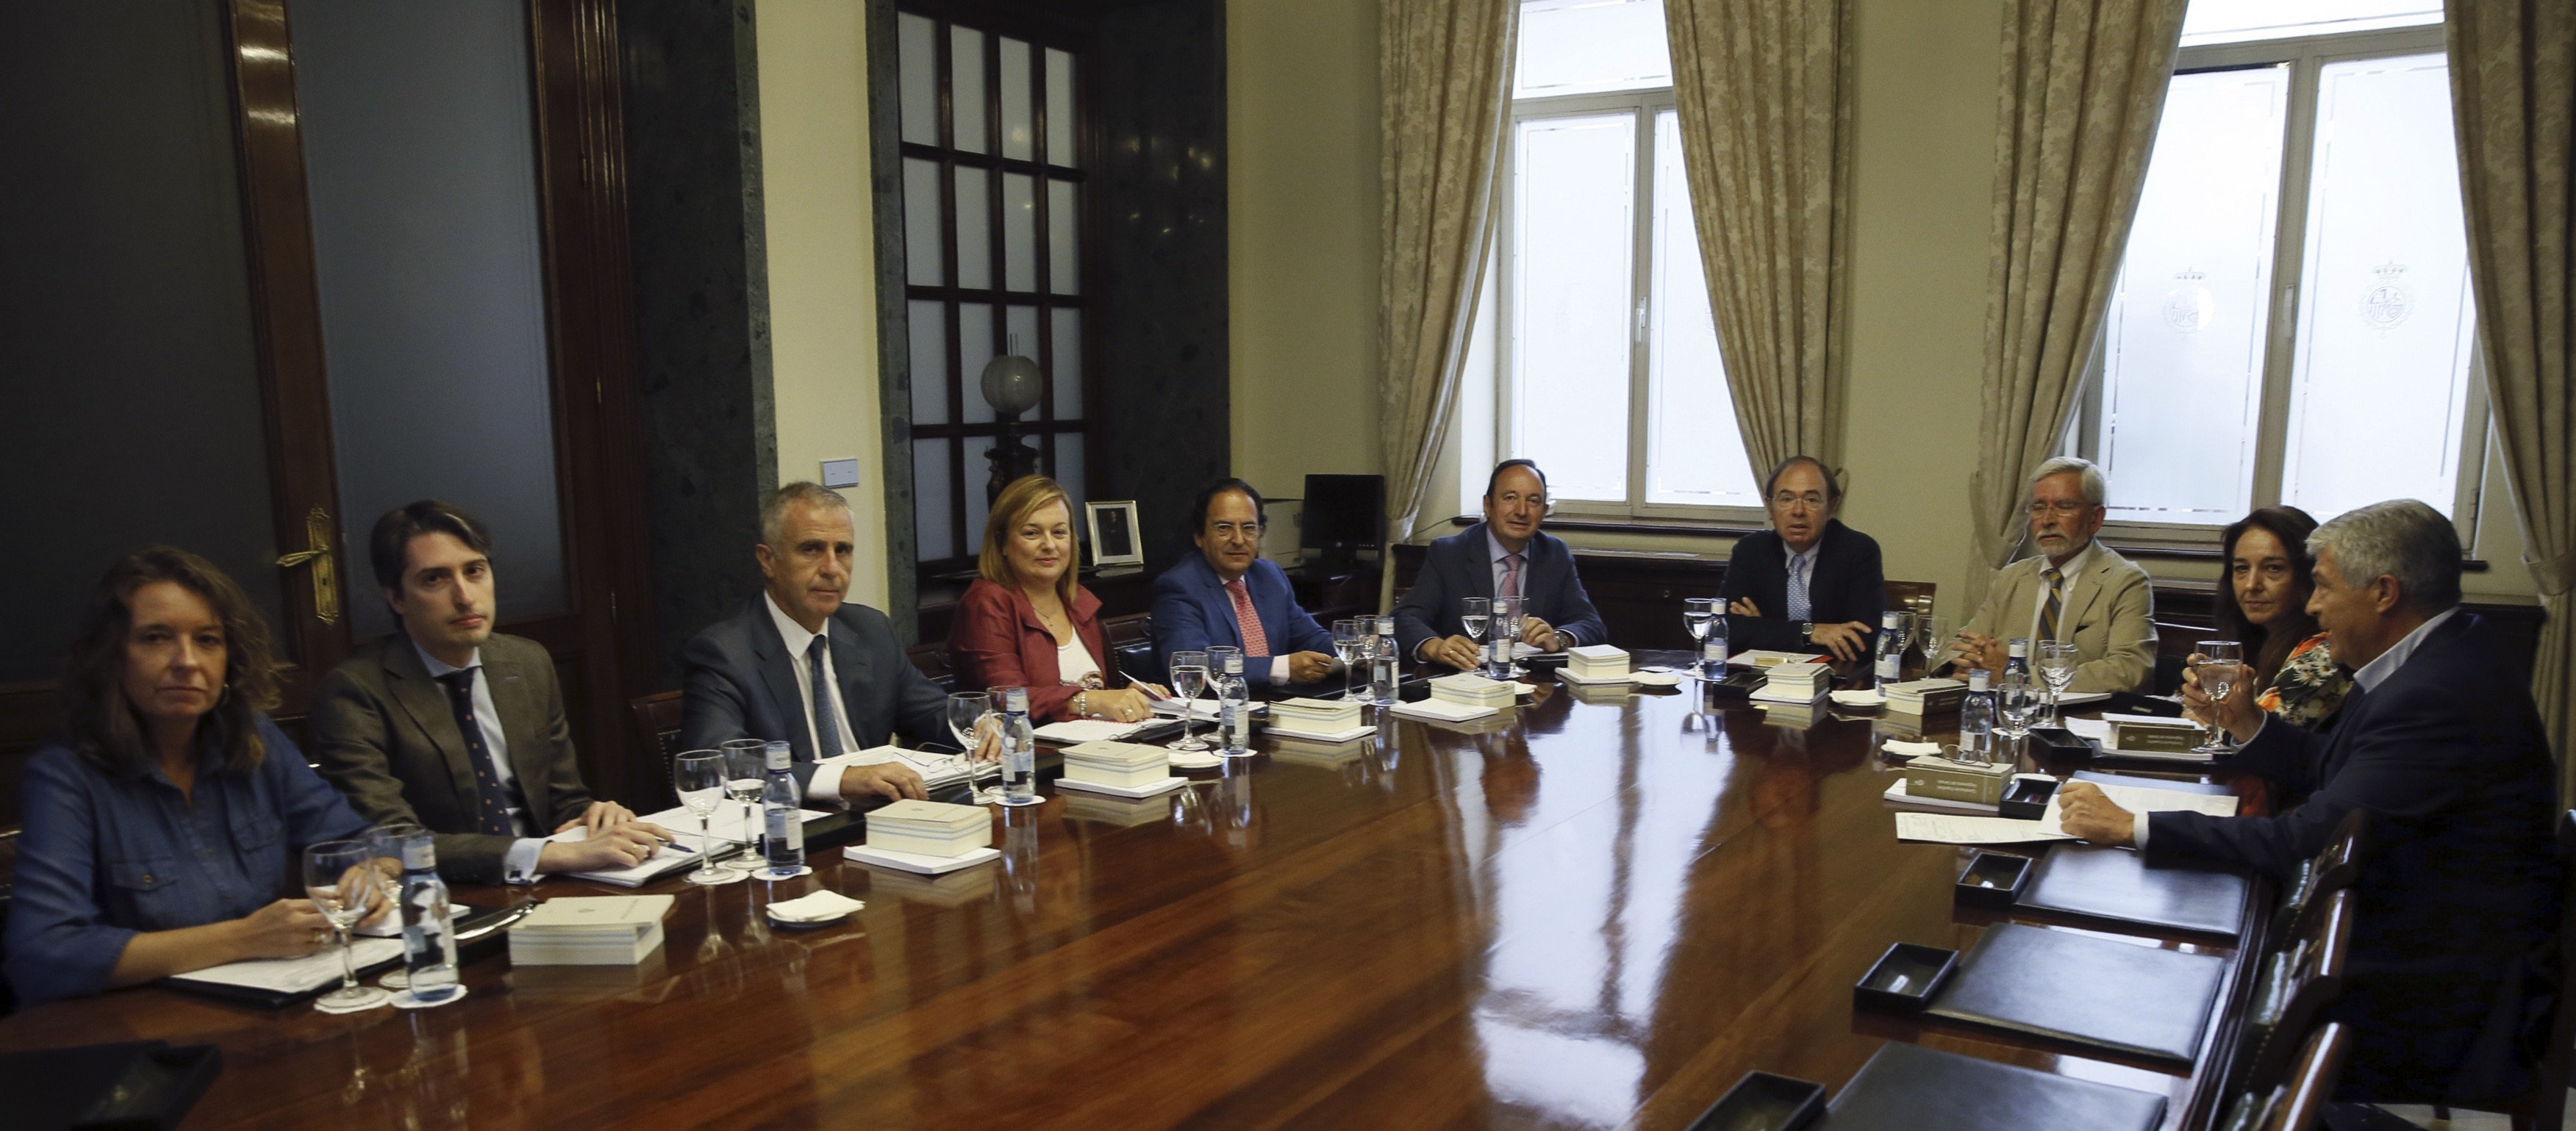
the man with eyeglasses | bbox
[1953,456,2154,692]
[1151,478,1339,686]
[1719,456,1885,661]
[1397,459,1607,669]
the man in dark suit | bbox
[311,501,667,885]
[1151,477,1338,686]
[1395,459,1608,668]
[2058,500,2558,1102]
[1719,456,1885,659]
[680,483,937,805]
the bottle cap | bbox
[2008,638,2028,657]
[1969,669,1990,691]
[1883,611,1905,628]
[1004,686,1029,711]
[1376,616,1394,633]
[1224,653,1242,674]
[402,839,437,870]
[766,742,793,770]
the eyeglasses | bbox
[1769,492,1828,509]
[2025,500,2092,517]
[1206,521,1264,538]
[1492,492,1550,512]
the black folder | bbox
[1,1039,223,1130]
[2015,843,2251,941]
[1923,922,2225,1068]
[1820,1041,2167,1131]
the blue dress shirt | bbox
[4,714,371,1005]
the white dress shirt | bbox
[1783,540,1822,624]
[414,644,547,883]
[766,593,864,804]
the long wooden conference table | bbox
[0,654,2268,1129]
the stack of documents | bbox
[1427,673,1517,709]
[1892,778,2239,844]
[1059,740,1173,789]
[1269,735,1371,766]
[1731,649,1822,669]
[551,804,829,887]
[865,800,992,857]
[1883,678,1967,715]
[1268,696,1363,733]
[1560,645,1632,684]
[1062,791,1176,827]
[509,895,672,966]
[819,744,976,793]
[1753,663,1831,703]
[1152,697,1264,722]
[1388,697,1500,725]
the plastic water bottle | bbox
[1701,619,1728,678]
[396,831,459,1003]
[1958,669,1996,764]
[1874,610,1908,683]
[1217,652,1251,756]
[761,741,805,875]
[1000,686,1039,805]
[1373,615,1400,705]
[2005,637,2031,682]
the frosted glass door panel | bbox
[954,167,992,290]
[1048,180,1080,295]
[1051,308,1083,420]
[1005,305,1040,373]
[2094,65,2288,525]
[1053,433,1085,515]
[1642,112,1757,509]
[1002,173,1037,293]
[998,37,1034,162]
[1510,113,1635,503]
[1045,49,1077,167]
[959,304,997,424]
[898,13,937,145]
[1514,0,1671,98]
[951,27,987,154]
[293,0,565,639]
[904,158,945,287]
[914,439,954,561]
[909,301,949,425]
[2280,54,2476,520]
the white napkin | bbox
[766,889,865,923]
[1882,740,1944,760]
[1831,689,1885,707]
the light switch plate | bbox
[820,459,860,488]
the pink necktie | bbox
[1500,553,1523,599]
[1226,578,1271,655]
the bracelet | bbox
[1076,692,1090,718]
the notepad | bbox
[167,938,405,997]
[1895,811,2077,845]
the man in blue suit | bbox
[1151,478,1339,686]
[2058,500,2558,1102]
[1395,459,1608,668]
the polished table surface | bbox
[0,656,2267,1130]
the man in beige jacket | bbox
[1954,457,2155,693]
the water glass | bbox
[2036,641,2080,725]
[1917,614,1952,676]
[2193,639,2245,753]
[1461,597,1492,666]
[304,839,390,1013]
[1489,595,1525,678]
[720,739,768,870]
[673,750,735,886]
[1331,620,1367,702]
[1168,651,1211,752]
[947,691,1003,804]
[1682,597,1719,676]
[1994,675,2039,762]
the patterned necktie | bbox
[1500,553,1523,599]
[1225,578,1271,655]
[1786,556,1811,622]
[808,634,845,758]
[2039,567,2066,642]
[436,670,518,837]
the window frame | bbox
[1495,84,1767,525]
[2068,22,2490,547]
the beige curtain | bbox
[1964,0,2186,603]
[1379,0,1520,556]
[2447,1,2576,788]
[1663,0,1853,475]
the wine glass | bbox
[362,822,419,989]
[304,839,391,1013]
[2193,639,2245,753]
[1461,598,1492,674]
[672,750,737,886]
[1331,621,1365,702]
[1490,595,1525,678]
[1682,597,1717,677]
[2036,640,2081,721]
[947,692,1002,804]
[1168,651,1210,752]
[1917,615,1952,678]
[720,739,768,871]
[1994,675,2039,764]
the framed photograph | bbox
[1085,500,1142,567]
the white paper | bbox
[1881,739,1945,759]
[2039,781,2236,836]
[767,890,865,923]
[1893,812,2076,844]
[1388,699,1498,723]
[819,745,976,789]
[1153,698,1266,721]
[548,806,829,886]
[1034,718,1165,744]
[172,938,404,994]
[1264,722,1375,743]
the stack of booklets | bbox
[1269,734,1371,766]
[1751,662,1830,703]
[509,895,672,966]
[1388,696,1500,725]
[864,800,992,856]
[1559,644,1631,684]
[1058,740,1176,793]
[1427,673,1517,710]
[1266,696,1368,742]
[1883,678,1967,715]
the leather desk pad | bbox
[1924,922,2225,1068]
[1820,1041,2167,1131]
[2016,843,2250,941]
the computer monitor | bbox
[1299,474,1384,566]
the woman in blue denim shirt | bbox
[6,547,376,1005]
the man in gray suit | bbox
[311,502,666,884]
[1954,456,2155,692]
[679,483,938,805]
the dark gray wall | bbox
[1088,0,1231,571]
[621,0,775,678]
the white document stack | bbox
[1883,678,1968,715]
[1563,645,1631,683]
[1267,696,1364,733]
[509,895,673,966]
[1059,740,1173,789]
[1753,662,1831,703]
[865,799,993,858]
[1426,673,1517,710]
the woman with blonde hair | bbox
[949,475,1164,723]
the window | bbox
[896,10,1087,569]
[1496,0,1761,517]
[2069,1,2483,534]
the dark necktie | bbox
[437,670,518,837]
[2039,567,2066,642]
[809,634,844,757]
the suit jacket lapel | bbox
[829,614,873,747]
[481,650,552,817]
[381,640,481,804]
[1467,527,1496,603]
[1194,558,1244,648]
[751,605,814,761]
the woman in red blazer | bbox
[950,475,1164,723]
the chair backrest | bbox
[906,643,956,693]
[2274,808,2369,941]
[2244,888,2354,1095]
[2151,621,2208,694]
[1102,612,1157,681]
[2268,1022,2351,1131]
[1883,581,1935,618]
[626,690,684,804]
